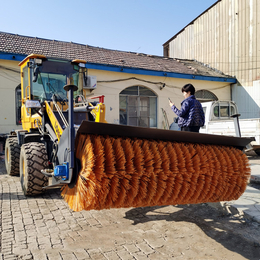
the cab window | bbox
[212,103,237,119]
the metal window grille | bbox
[195,90,218,102]
[119,86,157,127]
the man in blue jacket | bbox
[169,84,205,132]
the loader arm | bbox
[89,103,107,123]
[44,101,64,141]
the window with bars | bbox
[195,89,218,102]
[119,86,157,127]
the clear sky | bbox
[0,0,217,56]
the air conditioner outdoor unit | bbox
[84,75,97,89]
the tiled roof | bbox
[0,31,232,79]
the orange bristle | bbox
[157,142,171,205]
[61,134,251,212]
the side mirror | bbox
[33,66,40,82]
[83,71,88,87]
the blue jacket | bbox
[171,95,205,127]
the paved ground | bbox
[1,158,260,260]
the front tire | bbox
[20,142,48,195]
[5,137,20,176]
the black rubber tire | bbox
[5,137,20,176]
[20,142,48,195]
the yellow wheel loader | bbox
[5,54,254,212]
[5,54,106,194]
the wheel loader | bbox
[5,54,253,212]
[5,54,107,194]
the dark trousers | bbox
[181,126,200,132]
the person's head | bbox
[181,83,195,95]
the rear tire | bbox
[5,137,20,176]
[20,142,48,195]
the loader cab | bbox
[23,56,85,102]
[31,59,87,101]
[18,54,87,131]
[31,59,72,101]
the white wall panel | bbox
[167,0,260,118]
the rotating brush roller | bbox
[61,122,251,212]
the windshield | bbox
[31,59,79,101]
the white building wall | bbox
[0,60,21,133]
[90,68,231,126]
[0,59,231,133]
[166,0,260,119]
[232,80,260,118]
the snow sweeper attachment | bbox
[61,121,253,212]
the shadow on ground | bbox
[125,204,260,259]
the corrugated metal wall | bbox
[167,0,260,118]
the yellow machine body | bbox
[18,54,107,141]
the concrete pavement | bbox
[1,155,260,259]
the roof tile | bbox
[0,32,232,79]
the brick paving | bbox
[1,160,260,259]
